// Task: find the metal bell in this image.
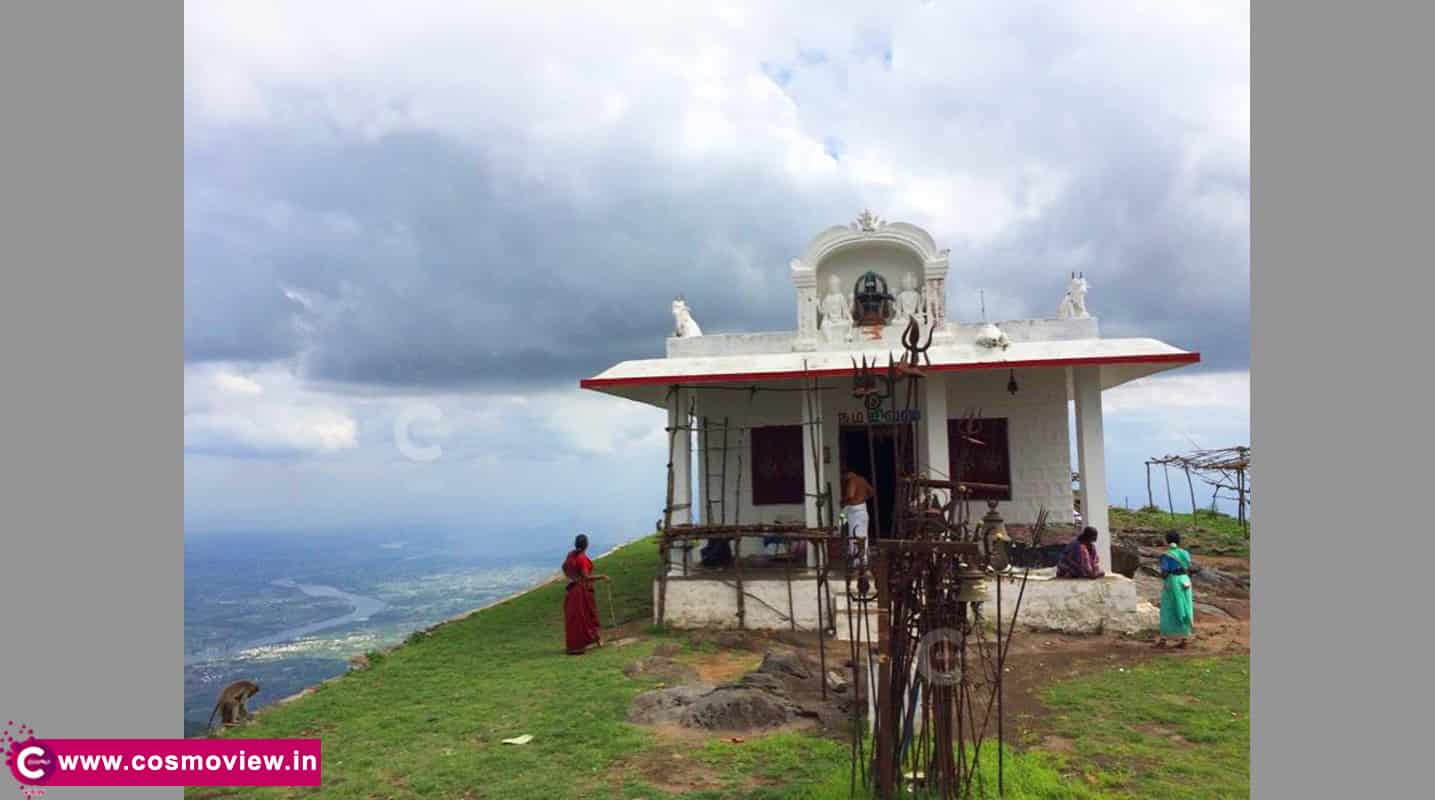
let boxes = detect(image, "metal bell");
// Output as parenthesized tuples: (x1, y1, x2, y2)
(980, 499, 1011, 571)
(956, 569, 986, 603)
(980, 499, 1008, 541)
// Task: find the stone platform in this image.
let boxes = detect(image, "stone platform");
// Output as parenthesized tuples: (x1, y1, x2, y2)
(655, 569, 1157, 636)
(986, 569, 1157, 635)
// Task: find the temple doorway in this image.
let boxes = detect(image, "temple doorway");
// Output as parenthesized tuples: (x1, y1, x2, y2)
(839, 425, 915, 538)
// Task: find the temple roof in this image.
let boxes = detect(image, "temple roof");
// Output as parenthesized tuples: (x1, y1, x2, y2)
(581, 336, 1200, 406)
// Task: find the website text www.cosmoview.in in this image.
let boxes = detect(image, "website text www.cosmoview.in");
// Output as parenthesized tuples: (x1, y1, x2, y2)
(7, 738, 322, 788)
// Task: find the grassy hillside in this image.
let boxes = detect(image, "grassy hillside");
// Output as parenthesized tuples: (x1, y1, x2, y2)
(193, 538, 666, 799)
(192, 536, 1248, 799)
(1109, 507, 1249, 556)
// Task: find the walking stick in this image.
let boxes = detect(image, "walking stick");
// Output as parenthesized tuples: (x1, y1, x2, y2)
(604, 580, 619, 628)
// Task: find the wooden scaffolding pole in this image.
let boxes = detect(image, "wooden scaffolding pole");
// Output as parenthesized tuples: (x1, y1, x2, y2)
(718, 417, 730, 526)
(656, 387, 680, 628)
(733, 427, 746, 630)
(1184, 464, 1198, 525)
(655, 377, 848, 636)
(1237, 468, 1247, 532)
(1163, 461, 1175, 520)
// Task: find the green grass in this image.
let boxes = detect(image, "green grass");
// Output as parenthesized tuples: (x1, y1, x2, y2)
(689, 733, 854, 799)
(795, 655, 1251, 800)
(1037, 656, 1250, 799)
(191, 536, 1248, 800)
(1109, 506, 1249, 556)
(794, 742, 1115, 800)
(609, 730, 1109, 800)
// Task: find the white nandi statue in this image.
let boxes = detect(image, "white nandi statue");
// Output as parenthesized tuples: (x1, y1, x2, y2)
(672, 296, 703, 337)
(1056, 273, 1091, 319)
(975, 322, 1010, 350)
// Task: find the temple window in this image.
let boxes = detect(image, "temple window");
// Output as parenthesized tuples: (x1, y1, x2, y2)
(948, 417, 1013, 501)
(749, 425, 805, 505)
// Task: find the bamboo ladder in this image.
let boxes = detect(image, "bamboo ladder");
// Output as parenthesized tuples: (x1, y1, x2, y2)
(656, 390, 696, 627)
(703, 417, 732, 532)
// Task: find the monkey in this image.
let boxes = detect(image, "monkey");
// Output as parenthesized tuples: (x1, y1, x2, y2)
(208, 680, 260, 729)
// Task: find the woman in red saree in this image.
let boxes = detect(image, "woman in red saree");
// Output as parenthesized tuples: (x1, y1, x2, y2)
(562, 534, 607, 655)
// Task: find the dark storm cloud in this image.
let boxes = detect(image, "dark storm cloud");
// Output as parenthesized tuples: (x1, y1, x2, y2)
(185, 117, 1246, 386)
(956, 154, 1250, 372)
(184, 126, 867, 388)
(183, 229, 305, 363)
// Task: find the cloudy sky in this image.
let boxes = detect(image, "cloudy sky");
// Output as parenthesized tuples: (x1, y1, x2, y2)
(184, 1, 1249, 544)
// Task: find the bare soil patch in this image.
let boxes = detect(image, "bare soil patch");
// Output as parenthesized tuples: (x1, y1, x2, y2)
(1135, 722, 1194, 747)
(1040, 735, 1075, 753)
(689, 649, 763, 684)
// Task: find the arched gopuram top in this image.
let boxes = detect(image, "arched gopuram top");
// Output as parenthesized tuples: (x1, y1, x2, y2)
(792, 210, 950, 274)
(789, 210, 953, 340)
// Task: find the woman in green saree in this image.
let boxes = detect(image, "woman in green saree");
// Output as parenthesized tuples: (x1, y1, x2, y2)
(1156, 531, 1194, 648)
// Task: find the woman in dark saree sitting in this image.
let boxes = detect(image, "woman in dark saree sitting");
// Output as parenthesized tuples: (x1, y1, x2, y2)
(562, 534, 608, 655)
(1056, 526, 1106, 578)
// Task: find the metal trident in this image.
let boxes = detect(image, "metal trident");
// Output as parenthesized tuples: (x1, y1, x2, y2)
(898, 315, 934, 374)
(851, 354, 895, 412)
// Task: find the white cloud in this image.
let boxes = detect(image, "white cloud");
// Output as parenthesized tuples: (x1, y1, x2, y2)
(185, 364, 359, 457)
(1103, 370, 1249, 415)
(213, 371, 263, 396)
(185, 2, 1246, 249)
(184, 361, 668, 465)
(1100, 370, 1250, 512)
(539, 391, 666, 456)
(185, 408, 358, 456)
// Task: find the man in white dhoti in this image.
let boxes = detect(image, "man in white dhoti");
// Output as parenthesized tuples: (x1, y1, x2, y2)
(841, 468, 876, 569)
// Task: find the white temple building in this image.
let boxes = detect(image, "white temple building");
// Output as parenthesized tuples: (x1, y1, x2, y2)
(581, 212, 1200, 635)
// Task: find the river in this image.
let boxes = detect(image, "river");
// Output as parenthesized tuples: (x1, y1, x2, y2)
(184, 579, 388, 666)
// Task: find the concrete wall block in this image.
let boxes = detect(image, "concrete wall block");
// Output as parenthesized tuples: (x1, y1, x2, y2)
(657, 573, 1148, 635)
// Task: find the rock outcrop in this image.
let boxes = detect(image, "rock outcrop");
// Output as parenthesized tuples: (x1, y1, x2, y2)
(627, 649, 832, 732)
(627, 685, 713, 725)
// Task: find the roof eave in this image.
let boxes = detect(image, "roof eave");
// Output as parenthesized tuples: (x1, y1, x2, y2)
(579, 351, 1201, 404)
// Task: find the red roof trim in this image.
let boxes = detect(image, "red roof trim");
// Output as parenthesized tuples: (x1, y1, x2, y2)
(580, 352, 1201, 390)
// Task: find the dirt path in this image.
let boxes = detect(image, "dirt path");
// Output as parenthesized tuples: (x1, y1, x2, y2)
(599, 548, 1249, 795)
